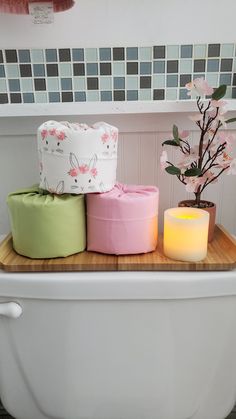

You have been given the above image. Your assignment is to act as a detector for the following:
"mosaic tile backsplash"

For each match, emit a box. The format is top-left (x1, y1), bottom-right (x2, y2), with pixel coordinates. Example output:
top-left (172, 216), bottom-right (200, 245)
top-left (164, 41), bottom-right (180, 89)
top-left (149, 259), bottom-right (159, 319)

top-left (0, 43), bottom-right (236, 104)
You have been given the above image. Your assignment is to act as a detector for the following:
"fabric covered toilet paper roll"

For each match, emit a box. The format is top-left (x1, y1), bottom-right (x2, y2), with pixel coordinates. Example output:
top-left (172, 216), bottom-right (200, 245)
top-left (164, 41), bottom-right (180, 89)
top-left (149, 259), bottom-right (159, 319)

top-left (87, 183), bottom-right (159, 255)
top-left (38, 120), bottom-right (118, 194)
top-left (7, 186), bottom-right (86, 259)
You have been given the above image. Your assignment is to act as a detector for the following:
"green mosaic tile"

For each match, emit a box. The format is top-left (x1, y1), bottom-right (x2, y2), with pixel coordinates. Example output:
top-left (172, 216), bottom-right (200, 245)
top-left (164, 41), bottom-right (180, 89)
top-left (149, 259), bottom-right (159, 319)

top-left (139, 89), bottom-right (151, 100)
top-left (31, 49), bottom-right (44, 63)
top-left (73, 77), bottom-right (86, 90)
top-left (21, 78), bottom-right (33, 92)
top-left (167, 45), bottom-right (179, 59)
top-left (179, 59), bottom-right (193, 73)
top-left (139, 47), bottom-right (152, 61)
top-left (221, 43), bottom-right (234, 58)
top-left (205, 73), bottom-right (219, 86)
top-left (126, 76), bottom-right (138, 89)
top-left (34, 92), bottom-right (48, 103)
top-left (194, 44), bottom-right (207, 59)
top-left (112, 62), bottom-right (125, 75)
top-left (47, 78), bottom-right (59, 91)
top-left (59, 63), bottom-right (72, 77)
top-left (153, 74), bottom-right (165, 88)
top-left (6, 64), bottom-right (19, 78)
top-left (166, 88), bottom-right (177, 100)
top-left (85, 48), bottom-right (98, 61)
top-left (86, 91), bottom-right (100, 101)
top-left (0, 79), bottom-right (7, 92)
top-left (100, 76), bottom-right (112, 90)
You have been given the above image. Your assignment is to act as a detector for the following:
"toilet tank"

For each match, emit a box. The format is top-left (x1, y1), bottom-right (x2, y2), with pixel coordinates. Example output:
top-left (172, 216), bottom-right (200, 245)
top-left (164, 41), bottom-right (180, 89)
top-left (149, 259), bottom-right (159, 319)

top-left (0, 270), bottom-right (236, 419)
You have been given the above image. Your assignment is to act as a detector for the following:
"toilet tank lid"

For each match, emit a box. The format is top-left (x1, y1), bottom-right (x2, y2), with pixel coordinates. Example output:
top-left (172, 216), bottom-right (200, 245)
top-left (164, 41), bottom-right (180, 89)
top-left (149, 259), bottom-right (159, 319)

top-left (0, 270), bottom-right (236, 300)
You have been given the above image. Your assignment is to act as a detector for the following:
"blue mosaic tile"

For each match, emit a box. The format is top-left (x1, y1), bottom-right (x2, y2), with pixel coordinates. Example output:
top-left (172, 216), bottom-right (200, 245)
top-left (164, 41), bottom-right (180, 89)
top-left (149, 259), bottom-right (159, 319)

top-left (23, 92), bottom-right (34, 103)
top-left (72, 48), bottom-right (84, 61)
top-left (99, 48), bottom-right (111, 61)
top-left (126, 47), bottom-right (138, 60)
top-left (74, 91), bottom-right (86, 101)
top-left (101, 91), bottom-right (112, 101)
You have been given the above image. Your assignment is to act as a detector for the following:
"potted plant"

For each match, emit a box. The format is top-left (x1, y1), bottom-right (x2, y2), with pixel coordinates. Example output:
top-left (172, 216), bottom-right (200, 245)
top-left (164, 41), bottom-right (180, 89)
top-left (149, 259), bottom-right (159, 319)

top-left (161, 78), bottom-right (236, 241)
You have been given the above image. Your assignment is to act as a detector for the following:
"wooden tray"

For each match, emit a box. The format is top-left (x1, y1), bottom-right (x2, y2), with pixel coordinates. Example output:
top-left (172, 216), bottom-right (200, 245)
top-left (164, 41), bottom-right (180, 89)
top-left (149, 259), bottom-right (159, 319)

top-left (0, 225), bottom-right (236, 272)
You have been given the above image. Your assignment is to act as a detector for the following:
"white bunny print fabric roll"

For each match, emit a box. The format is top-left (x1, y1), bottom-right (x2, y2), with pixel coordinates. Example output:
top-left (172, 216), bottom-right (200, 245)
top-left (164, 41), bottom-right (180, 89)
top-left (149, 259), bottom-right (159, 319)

top-left (37, 121), bottom-right (118, 194)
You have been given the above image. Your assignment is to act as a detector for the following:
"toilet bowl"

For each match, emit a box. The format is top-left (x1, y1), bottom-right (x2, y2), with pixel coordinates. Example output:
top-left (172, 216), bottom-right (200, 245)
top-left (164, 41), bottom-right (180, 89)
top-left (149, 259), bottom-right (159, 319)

top-left (0, 269), bottom-right (236, 419)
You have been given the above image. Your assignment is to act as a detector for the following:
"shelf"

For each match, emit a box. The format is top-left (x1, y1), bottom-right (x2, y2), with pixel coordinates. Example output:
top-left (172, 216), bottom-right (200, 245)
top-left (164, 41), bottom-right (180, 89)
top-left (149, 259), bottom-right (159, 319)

top-left (1, 100), bottom-right (236, 117)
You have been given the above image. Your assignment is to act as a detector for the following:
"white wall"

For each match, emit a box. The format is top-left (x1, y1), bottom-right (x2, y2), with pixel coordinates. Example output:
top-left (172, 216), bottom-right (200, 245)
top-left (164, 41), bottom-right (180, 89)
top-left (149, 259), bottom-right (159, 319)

top-left (1, 114), bottom-right (236, 235)
top-left (0, 0), bottom-right (236, 48)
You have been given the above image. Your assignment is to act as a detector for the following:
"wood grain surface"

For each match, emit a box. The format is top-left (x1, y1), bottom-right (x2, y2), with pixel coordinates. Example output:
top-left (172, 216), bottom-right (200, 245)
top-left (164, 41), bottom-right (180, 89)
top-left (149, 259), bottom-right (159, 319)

top-left (0, 225), bottom-right (235, 272)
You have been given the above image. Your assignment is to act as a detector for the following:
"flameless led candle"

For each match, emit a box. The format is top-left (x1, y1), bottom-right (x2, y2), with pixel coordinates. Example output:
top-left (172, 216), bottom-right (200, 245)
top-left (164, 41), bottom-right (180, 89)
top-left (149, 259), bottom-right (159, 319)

top-left (163, 207), bottom-right (209, 262)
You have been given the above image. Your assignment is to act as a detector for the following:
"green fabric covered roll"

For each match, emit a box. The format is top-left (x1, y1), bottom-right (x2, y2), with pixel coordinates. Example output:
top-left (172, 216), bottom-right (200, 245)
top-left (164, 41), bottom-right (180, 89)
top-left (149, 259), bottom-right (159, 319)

top-left (7, 186), bottom-right (86, 259)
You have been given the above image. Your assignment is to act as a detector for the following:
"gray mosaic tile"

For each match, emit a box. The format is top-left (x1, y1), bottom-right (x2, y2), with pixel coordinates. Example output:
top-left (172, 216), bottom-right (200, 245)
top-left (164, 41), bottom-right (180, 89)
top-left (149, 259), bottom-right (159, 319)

top-left (0, 93), bottom-right (8, 103)
top-left (33, 64), bottom-right (45, 77)
top-left (21, 78), bottom-right (33, 92)
top-left (31, 49), bottom-right (44, 63)
top-left (34, 78), bottom-right (46, 91)
top-left (18, 49), bottom-right (30, 63)
top-left (87, 77), bottom-right (99, 90)
top-left (8, 79), bottom-right (20, 92)
top-left (220, 73), bottom-right (232, 85)
top-left (194, 44), bottom-right (206, 58)
top-left (99, 48), bottom-right (111, 61)
top-left (114, 90), bottom-right (125, 100)
top-left (179, 89), bottom-right (190, 99)
top-left (85, 48), bottom-right (97, 61)
top-left (87, 91), bottom-right (100, 101)
top-left (101, 90), bottom-right (112, 101)
top-left (126, 76), bottom-right (138, 89)
top-left (153, 46), bottom-right (165, 59)
top-left (47, 78), bottom-right (60, 91)
top-left (127, 62), bottom-right (138, 75)
top-left (167, 74), bottom-right (178, 87)
top-left (208, 44), bottom-right (220, 57)
top-left (194, 59), bottom-right (206, 72)
top-left (126, 47), bottom-right (138, 60)
top-left (61, 78), bottom-right (72, 90)
top-left (62, 91), bottom-right (73, 102)
top-left (34, 92), bottom-right (47, 103)
top-left (10, 92), bottom-right (22, 103)
top-left (113, 48), bottom-right (124, 61)
top-left (139, 47), bottom-right (152, 61)
top-left (181, 45), bottom-right (193, 58)
top-left (127, 90), bottom-right (138, 100)
top-left (100, 63), bottom-right (111, 75)
top-left (59, 63), bottom-right (72, 77)
top-left (86, 63), bottom-right (98, 76)
top-left (47, 63), bottom-right (58, 77)
top-left (153, 60), bottom-right (165, 73)
top-left (74, 91), bottom-right (86, 101)
top-left (72, 48), bottom-right (84, 61)
top-left (180, 74), bottom-right (191, 87)
top-left (5, 49), bottom-right (17, 63)
top-left (167, 60), bottom-right (178, 73)
top-left (73, 77), bottom-right (86, 90)
top-left (113, 62), bottom-right (125, 75)
top-left (20, 64), bottom-right (32, 77)
top-left (140, 76), bottom-right (151, 88)
top-left (0, 79), bottom-right (7, 92)
top-left (100, 76), bottom-right (112, 90)
top-left (207, 59), bottom-right (219, 72)
top-left (59, 48), bottom-right (71, 62)
top-left (0, 50), bottom-right (3, 63)
top-left (220, 58), bottom-right (233, 72)
top-left (140, 62), bottom-right (152, 74)
top-left (114, 77), bottom-right (125, 89)
top-left (153, 89), bottom-right (165, 100)
top-left (0, 65), bottom-right (5, 77)
top-left (45, 49), bottom-right (58, 62)
top-left (6, 64), bottom-right (19, 78)
top-left (23, 92), bottom-right (34, 103)
top-left (73, 63), bottom-right (85, 76)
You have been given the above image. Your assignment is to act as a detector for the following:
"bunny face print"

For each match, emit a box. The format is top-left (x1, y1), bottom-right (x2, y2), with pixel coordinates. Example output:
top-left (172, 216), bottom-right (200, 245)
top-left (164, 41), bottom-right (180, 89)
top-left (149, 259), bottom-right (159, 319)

top-left (93, 122), bottom-right (118, 157)
top-left (44, 178), bottom-right (65, 195)
top-left (39, 121), bottom-right (69, 155)
top-left (68, 153), bottom-right (99, 193)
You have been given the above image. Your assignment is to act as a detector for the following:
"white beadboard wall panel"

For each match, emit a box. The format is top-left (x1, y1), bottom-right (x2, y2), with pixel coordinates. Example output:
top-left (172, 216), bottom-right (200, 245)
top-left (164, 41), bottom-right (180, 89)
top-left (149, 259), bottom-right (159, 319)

top-left (0, 116), bottom-right (236, 235)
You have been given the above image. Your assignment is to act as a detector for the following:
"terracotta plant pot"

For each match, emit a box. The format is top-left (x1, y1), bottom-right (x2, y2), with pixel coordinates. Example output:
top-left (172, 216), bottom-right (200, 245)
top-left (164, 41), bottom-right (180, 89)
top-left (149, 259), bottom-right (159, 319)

top-left (178, 200), bottom-right (216, 242)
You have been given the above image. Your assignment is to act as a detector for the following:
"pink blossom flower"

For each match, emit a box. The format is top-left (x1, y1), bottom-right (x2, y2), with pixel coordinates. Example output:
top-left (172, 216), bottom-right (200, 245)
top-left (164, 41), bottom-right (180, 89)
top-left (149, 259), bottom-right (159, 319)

top-left (215, 152), bottom-right (232, 168)
top-left (90, 167), bottom-right (98, 177)
top-left (41, 129), bottom-right (48, 140)
top-left (210, 100), bottom-right (227, 115)
top-left (227, 158), bottom-right (236, 175)
top-left (184, 176), bottom-right (205, 193)
top-left (178, 146), bottom-right (199, 169)
top-left (68, 167), bottom-right (79, 177)
top-left (160, 150), bottom-right (168, 170)
top-left (186, 78), bottom-right (214, 97)
top-left (217, 132), bottom-right (234, 147)
top-left (179, 130), bottom-right (190, 139)
top-left (49, 128), bottom-right (57, 136)
top-left (101, 133), bottom-right (110, 143)
top-left (56, 131), bottom-right (66, 141)
top-left (189, 114), bottom-right (204, 122)
top-left (79, 164), bottom-right (89, 174)
top-left (203, 170), bottom-right (218, 183)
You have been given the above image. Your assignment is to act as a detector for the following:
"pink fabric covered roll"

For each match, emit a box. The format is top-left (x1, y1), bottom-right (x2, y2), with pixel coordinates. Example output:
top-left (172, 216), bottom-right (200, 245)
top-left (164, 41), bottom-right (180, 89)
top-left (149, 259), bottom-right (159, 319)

top-left (87, 183), bottom-right (159, 255)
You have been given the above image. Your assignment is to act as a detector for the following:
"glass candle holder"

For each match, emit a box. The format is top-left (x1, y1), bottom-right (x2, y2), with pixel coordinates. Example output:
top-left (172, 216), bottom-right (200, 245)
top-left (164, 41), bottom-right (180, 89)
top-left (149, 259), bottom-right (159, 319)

top-left (163, 207), bottom-right (209, 262)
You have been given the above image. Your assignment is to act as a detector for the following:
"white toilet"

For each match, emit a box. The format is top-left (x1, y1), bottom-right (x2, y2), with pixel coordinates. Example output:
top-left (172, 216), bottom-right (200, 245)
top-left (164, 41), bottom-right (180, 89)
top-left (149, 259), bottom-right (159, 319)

top-left (0, 269), bottom-right (236, 419)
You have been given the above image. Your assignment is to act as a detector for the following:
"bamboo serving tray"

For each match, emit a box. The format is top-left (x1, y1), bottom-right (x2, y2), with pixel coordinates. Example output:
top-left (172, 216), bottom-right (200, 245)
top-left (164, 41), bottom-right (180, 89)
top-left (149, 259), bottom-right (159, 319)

top-left (0, 225), bottom-right (236, 272)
